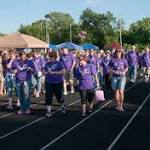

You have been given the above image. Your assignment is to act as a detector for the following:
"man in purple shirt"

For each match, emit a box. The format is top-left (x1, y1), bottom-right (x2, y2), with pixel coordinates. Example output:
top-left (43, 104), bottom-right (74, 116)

top-left (126, 45), bottom-right (140, 83)
top-left (102, 50), bottom-right (112, 92)
top-left (140, 47), bottom-right (150, 82)
top-left (60, 48), bottom-right (76, 95)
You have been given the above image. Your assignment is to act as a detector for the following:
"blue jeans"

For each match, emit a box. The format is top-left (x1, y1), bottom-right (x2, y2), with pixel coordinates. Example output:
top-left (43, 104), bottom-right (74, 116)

top-left (16, 81), bottom-right (30, 112)
top-left (34, 75), bottom-right (42, 93)
top-left (129, 66), bottom-right (137, 82)
top-left (5, 75), bottom-right (17, 97)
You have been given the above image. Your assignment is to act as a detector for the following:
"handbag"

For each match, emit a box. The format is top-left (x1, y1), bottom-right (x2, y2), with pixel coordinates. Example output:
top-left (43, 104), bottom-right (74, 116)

top-left (95, 89), bottom-right (105, 102)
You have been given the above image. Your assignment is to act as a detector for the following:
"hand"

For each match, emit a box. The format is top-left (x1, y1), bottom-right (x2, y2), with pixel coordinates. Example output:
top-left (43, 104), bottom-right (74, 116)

top-left (27, 67), bottom-right (32, 71)
top-left (120, 71), bottom-right (126, 76)
top-left (48, 68), bottom-right (54, 75)
top-left (14, 70), bottom-right (17, 74)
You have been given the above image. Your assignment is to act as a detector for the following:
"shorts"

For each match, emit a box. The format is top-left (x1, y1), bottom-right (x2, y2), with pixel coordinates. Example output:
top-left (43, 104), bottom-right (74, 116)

top-left (64, 70), bottom-right (74, 81)
top-left (111, 75), bottom-right (126, 91)
top-left (45, 82), bottom-right (64, 105)
top-left (79, 89), bottom-right (95, 104)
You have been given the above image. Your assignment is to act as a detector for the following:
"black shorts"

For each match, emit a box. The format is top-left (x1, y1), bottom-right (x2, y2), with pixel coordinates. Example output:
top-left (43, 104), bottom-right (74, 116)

top-left (45, 82), bottom-right (64, 105)
top-left (79, 89), bottom-right (95, 104)
top-left (64, 70), bottom-right (74, 81)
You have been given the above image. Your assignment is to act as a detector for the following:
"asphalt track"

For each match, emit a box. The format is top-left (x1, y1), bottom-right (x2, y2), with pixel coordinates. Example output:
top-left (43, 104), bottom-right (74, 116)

top-left (0, 80), bottom-right (149, 150)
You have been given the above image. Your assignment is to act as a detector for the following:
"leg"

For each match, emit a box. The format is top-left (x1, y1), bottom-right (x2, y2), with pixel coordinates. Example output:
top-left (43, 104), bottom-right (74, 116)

top-left (80, 90), bottom-right (87, 116)
top-left (45, 82), bottom-right (53, 116)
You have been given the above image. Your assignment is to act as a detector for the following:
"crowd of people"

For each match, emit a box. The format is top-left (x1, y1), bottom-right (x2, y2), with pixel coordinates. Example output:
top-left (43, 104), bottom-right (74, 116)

top-left (0, 45), bottom-right (149, 116)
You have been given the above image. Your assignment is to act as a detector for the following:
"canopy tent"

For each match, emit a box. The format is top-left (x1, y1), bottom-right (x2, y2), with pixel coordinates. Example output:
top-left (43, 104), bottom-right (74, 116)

top-left (49, 44), bottom-right (58, 51)
top-left (0, 32), bottom-right (48, 49)
top-left (56, 42), bottom-right (83, 50)
top-left (81, 43), bottom-right (99, 50)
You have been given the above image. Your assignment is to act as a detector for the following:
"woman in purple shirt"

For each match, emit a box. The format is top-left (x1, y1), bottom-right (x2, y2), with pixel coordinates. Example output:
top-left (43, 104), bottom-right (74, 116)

top-left (109, 48), bottom-right (128, 112)
top-left (12, 51), bottom-right (34, 114)
top-left (44, 51), bottom-right (66, 117)
top-left (74, 55), bottom-right (99, 116)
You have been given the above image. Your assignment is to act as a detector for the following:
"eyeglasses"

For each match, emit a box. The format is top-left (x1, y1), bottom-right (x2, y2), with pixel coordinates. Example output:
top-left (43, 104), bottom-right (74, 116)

top-left (116, 51), bottom-right (122, 53)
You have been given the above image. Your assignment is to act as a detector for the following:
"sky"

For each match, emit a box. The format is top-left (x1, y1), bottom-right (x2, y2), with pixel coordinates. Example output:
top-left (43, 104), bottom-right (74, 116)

top-left (0, 0), bottom-right (149, 33)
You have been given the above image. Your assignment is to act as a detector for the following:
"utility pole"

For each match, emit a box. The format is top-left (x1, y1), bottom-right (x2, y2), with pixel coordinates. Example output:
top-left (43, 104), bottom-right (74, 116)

top-left (70, 24), bottom-right (72, 43)
top-left (119, 19), bottom-right (123, 47)
top-left (45, 17), bottom-right (49, 43)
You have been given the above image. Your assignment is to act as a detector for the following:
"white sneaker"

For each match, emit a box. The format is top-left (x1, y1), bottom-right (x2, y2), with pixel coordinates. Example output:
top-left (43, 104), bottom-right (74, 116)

top-left (63, 91), bottom-right (68, 95)
top-left (131, 79), bottom-right (135, 83)
top-left (16, 100), bottom-right (20, 107)
top-left (45, 112), bottom-right (52, 117)
top-left (6, 105), bottom-right (13, 110)
top-left (36, 92), bottom-right (40, 98)
top-left (70, 88), bottom-right (75, 94)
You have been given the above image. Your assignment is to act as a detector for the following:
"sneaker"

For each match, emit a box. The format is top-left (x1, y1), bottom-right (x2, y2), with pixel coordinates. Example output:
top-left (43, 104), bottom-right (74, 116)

top-left (70, 89), bottom-right (75, 94)
top-left (25, 109), bottom-right (31, 115)
top-left (81, 112), bottom-right (86, 117)
top-left (63, 91), bottom-right (68, 95)
top-left (16, 100), bottom-right (20, 107)
top-left (130, 79), bottom-right (135, 83)
top-left (88, 108), bottom-right (93, 113)
top-left (45, 112), bottom-right (52, 117)
top-left (6, 105), bottom-right (13, 110)
top-left (17, 110), bottom-right (23, 115)
top-left (36, 92), bottom-right (40, 98)
top-left (59, 105), bottom-right (66, 114)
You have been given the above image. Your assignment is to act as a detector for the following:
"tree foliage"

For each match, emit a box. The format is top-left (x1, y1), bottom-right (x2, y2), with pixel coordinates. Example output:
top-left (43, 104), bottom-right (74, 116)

top-left (18, 9), bottom-right (149, 48)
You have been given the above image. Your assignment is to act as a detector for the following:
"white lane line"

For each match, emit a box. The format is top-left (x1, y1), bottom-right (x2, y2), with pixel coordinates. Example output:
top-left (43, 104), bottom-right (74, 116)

top-left (39, 81), bottom-right (141, 150)
top-left (0, 99), bottom-right (81, 140)
top-left (40, 100), bottom-right (112, 150)
top-left (0, 102), bottom-right (43, 120)
top-left (107, 92), bottom-right (150, 150)
top-left (0, 113), bottom-right (14, 119)
top-left (0, 80), bottom-right (141, 140)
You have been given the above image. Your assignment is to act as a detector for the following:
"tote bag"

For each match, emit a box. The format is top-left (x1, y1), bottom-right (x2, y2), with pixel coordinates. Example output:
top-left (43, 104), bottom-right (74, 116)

top-left (95, 90), bottom-right (105, 102)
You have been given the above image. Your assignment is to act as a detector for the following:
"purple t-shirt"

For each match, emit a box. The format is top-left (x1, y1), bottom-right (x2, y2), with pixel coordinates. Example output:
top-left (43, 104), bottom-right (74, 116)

top-left (60, 53), bottom-right (75, 70)
top-left (74, 64), bottom-right (97, 90)
top-left (109, 57), bottom-right (128, 76)
top-left (12, 59), bottom-right (34, 83)
top-left (102, 56), bottom-right (111, 75)
top-left (88, 55), bottom-right (97, 65)
top-left (33, 56), bottom-right (46, 74)
top-left (2, 58), bottom-right (15, 76)
top-left (141, 52), bottom-right (150, 67)
top-left (44, 60), bottom-right (64, 84)
top-left (127, 51), bottom-right (139, 66)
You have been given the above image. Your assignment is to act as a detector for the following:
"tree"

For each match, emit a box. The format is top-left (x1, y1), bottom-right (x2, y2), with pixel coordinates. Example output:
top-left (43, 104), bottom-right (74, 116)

top-left (80, 8), bottom-right (117, 48)
top-left (125, 17), bottom-right (150, 45)
top-left (0, 32), bottom-right (5, 36)
top-left (44, 12), bottom-right (74, 44)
